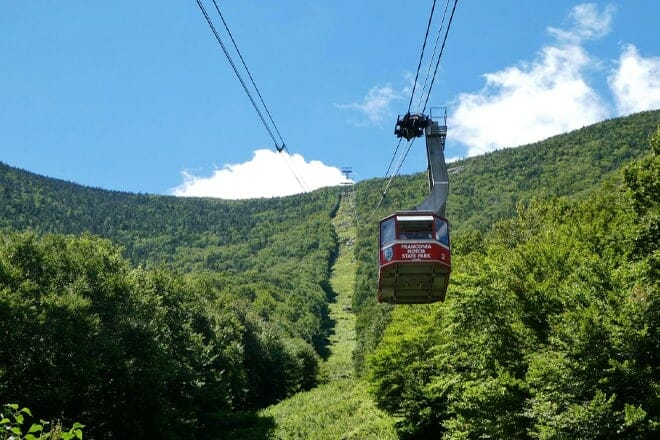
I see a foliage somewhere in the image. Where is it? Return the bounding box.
[352,111,660,375]
[0,161,340,278]
[354,110,660,235]
[365,126,660,438]
[446,110,660,232]
[1,403,83,440]
[1,111,658,438]
[0,233,330,439]
[261,379,398,439]
[0,160,341,438]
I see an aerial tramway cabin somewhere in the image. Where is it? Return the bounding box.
[377,211,451,304]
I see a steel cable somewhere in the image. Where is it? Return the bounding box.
[210,0,287,150]
[414,0,451,113]
[366,0,458,225]
[406,0,437,114]
[421,0,459,113]
[195,0,280,149]
[195,0,308,193]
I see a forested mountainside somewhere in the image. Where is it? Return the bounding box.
[353,115,659,438]
[357,110,660,235]
[1,111,658,439]
[446,110,660,232]
[0,166,339,271]
[352,110,660,370]
[0,172,341,437]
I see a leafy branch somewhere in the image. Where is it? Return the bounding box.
[1,404,84,440]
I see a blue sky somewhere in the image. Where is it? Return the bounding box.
[2,1,659,198]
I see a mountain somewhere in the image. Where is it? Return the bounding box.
[352,109,660,367]
[0,164,339,269]
[354,111,660,438]
[0,164,342,437]
[356,109,660,234]
[1,110,658,439]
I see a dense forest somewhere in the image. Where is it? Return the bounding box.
[1,110,658,438]
[352,110,659,370]
[0,173,341,437]
[354,112,659,438]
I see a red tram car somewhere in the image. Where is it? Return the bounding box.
[377,211,451,304]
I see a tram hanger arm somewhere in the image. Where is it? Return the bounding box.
[415,117,449,217]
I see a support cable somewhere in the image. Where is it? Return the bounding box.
[366,138,417,223]
[406,0,437,114]
[414,0,451,113]
[366,0,458,225]
[280,146,310,193]
[371,0,439,220]
[195,0,308,193]
[210,0,287,150]
[421,0,459,113]
[194,0,280,150]
[381,137,403,191]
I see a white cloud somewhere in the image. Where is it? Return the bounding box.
[452,45,608,155]
[609,44,660,116]
[548,3,615,43]
[171,149,349,199]
[450,3,612,156]
[336,84,403,126]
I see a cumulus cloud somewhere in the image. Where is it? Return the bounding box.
[609,44,660,116]
[452,45,608,155]
[336,84,404,126]
[548,3,615,43]
[171,149,349,199]
[451,3,613,155]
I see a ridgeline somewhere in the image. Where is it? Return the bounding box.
[1,110,658,438]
